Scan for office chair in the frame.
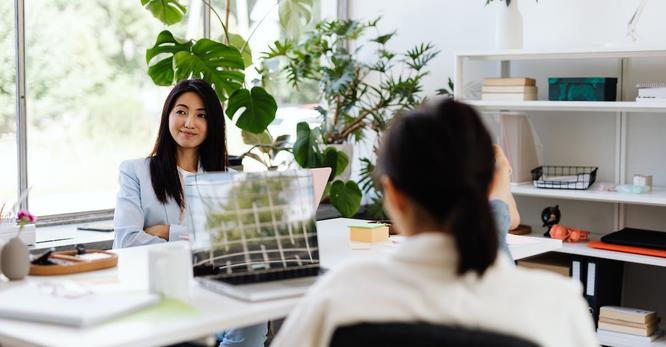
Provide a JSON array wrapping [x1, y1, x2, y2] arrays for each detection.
[[329, 322, 540, 347]]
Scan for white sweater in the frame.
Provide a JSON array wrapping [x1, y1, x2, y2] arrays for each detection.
[[271, 232, 599, 347]]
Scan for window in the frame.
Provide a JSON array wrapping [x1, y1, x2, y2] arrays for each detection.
[[24, 0, 200, 216], [8, 0, 341, 220], [0, 0, 17, 207]]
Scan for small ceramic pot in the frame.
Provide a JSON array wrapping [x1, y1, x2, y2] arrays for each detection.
[[1, 237, 30, 280]]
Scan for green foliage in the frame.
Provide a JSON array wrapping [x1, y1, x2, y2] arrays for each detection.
[[227, 33, 253, 69], [226, 86, 277, 134], [240, 131, 290, 169], [329, 180, 362, 218], [264, 18, 439, 144], [293, 122, 321, 168], [279, 0, 314, 39], [436, 77, 455, 97], [141, 0, 188, 25]]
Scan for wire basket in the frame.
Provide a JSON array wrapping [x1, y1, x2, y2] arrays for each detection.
[[531, 166, 598, 190]]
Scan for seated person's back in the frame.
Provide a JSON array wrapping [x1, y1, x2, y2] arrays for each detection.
[[271, 100, 598, 347]]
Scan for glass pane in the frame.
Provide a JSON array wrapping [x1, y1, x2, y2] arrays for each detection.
[[0, 0, 17, 210], [25, 0, 200, 216], [209, 0, 325, 163]]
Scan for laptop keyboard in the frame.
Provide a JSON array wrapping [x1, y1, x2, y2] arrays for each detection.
[[205, 266, 321, 285]]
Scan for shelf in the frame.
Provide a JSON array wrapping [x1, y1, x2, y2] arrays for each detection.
[[456, 47, 666, 61], [512, 183, 666, 207], [465, 100, 666, 113], [597, 332, 666, 347], [543, 240, 666, 268]]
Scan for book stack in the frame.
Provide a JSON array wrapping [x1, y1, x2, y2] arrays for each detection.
[[636, 82, 666, 102], [481, 78, 537, 101], [597, 306, 663, 344]]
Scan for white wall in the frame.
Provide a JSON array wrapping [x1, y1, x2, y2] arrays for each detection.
[[350, 0, 666, 326]]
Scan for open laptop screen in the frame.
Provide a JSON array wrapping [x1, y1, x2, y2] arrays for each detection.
[[185, 170, 319, 281]]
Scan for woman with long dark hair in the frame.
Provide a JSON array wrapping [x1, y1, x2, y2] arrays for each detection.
[[113, 79, 267, 346], [271, 100, 597, 347]]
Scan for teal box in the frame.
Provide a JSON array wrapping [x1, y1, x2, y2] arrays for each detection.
[[548, 77, 617, 101]]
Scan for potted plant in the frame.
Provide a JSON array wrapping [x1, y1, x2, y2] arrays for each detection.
[[138, 0, 317, 136], [264, 18, 439, 217]]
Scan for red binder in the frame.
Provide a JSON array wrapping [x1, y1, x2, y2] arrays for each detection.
[[588, 241, 666, 258]]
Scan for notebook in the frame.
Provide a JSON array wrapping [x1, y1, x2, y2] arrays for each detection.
[[601, 228, 666, 251], [0, 282, 159, 327]]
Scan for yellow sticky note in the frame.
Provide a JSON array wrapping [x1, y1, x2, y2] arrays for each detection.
[[349, 224, 389, 243]]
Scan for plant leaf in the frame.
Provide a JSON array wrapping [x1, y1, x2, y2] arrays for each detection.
[[334, 150, 348, 177], [141, 0, 188, 25], [321, 147, 339, 179], [279, 0, 314, 39], [242, 130, 273, 153], [145, 30, 192, 86], [372, 32, 396, 45], [227, 33, 253, 68], [173, 38, 245, 100], [226, 87, 277, 134], [293, 122, 321, 168], [329, 180, 362, 217]]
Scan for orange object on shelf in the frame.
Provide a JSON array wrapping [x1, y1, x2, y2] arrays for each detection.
[[587, 241, 666, 258]]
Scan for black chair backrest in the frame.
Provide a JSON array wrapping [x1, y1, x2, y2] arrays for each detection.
[[330, 322, 540, 347]]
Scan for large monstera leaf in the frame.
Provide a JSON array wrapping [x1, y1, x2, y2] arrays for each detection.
[[226, 87, 277, 134], [279, 0, 314, 38], [141, 0, 187, 25], [146, 31, 192, 86], [293, 122, 321, 168], [146, 31, 245, 100], [174, 39, 245, 100]]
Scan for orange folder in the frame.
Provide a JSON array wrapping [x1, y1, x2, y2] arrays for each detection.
[[588, 241, 666, 258]]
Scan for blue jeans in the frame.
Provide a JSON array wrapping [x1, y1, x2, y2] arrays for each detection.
[[218, 323, 268, 347]]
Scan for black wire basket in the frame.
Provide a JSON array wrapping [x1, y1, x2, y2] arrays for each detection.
[[531, 166, 598, 190]]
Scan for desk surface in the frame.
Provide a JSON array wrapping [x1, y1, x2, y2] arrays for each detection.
[[0, 218, 560, 347]]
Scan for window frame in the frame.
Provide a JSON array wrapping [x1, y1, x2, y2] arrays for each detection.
[[11, 0, 346, 225]]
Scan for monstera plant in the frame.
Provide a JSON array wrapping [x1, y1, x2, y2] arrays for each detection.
[[139, 0, 315, 135]]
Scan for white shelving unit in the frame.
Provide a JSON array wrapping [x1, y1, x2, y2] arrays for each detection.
[[511, 183, 666, 207], [457, 48, 666, 347], [455, 48, 666, 268], [597, 333, 666, 347]]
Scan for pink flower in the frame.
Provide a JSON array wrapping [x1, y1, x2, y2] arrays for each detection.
[[16, 209, 35, 232]]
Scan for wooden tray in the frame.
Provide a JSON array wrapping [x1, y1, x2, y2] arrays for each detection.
[[29, 250, 118, 276]]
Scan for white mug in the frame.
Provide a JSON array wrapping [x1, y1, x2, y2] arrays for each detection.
[[148, 242, 193, 300]]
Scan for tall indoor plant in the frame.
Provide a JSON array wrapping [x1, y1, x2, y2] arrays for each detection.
[[265, 18, 439, 217], [139, 0, 316, 135]]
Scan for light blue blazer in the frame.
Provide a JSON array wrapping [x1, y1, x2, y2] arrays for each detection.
[[113, 158, 196, 248]]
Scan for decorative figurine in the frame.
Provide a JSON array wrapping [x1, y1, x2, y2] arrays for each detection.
[[541, 205, 561, 237]]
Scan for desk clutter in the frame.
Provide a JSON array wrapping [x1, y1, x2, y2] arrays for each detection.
[[588, 227, 666, 258], [597, 306, 664, 343], [29, 245, 118, 276]]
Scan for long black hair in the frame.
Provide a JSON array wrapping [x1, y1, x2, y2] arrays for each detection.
[[377, 99, 498, 276], [149, 79, 227, 208]]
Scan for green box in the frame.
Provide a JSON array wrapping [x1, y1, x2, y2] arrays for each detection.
[[548, 77, 617, 101]]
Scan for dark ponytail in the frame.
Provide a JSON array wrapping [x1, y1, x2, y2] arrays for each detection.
[[377, 99, 498, 276]]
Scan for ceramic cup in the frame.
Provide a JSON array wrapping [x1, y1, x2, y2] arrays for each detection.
[[148, 242, 193, 300]]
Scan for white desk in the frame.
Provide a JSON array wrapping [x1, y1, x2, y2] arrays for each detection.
[[0, 218, 560, 347]]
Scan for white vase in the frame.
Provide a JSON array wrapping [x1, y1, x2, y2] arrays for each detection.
[[495, 0, 523, 50], [1, 237, 30, 280]]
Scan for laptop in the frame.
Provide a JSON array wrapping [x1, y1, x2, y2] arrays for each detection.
[[184, 168, 331, 301]]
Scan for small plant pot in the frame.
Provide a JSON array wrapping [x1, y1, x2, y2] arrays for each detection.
[[1, 237, 30, 280]]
